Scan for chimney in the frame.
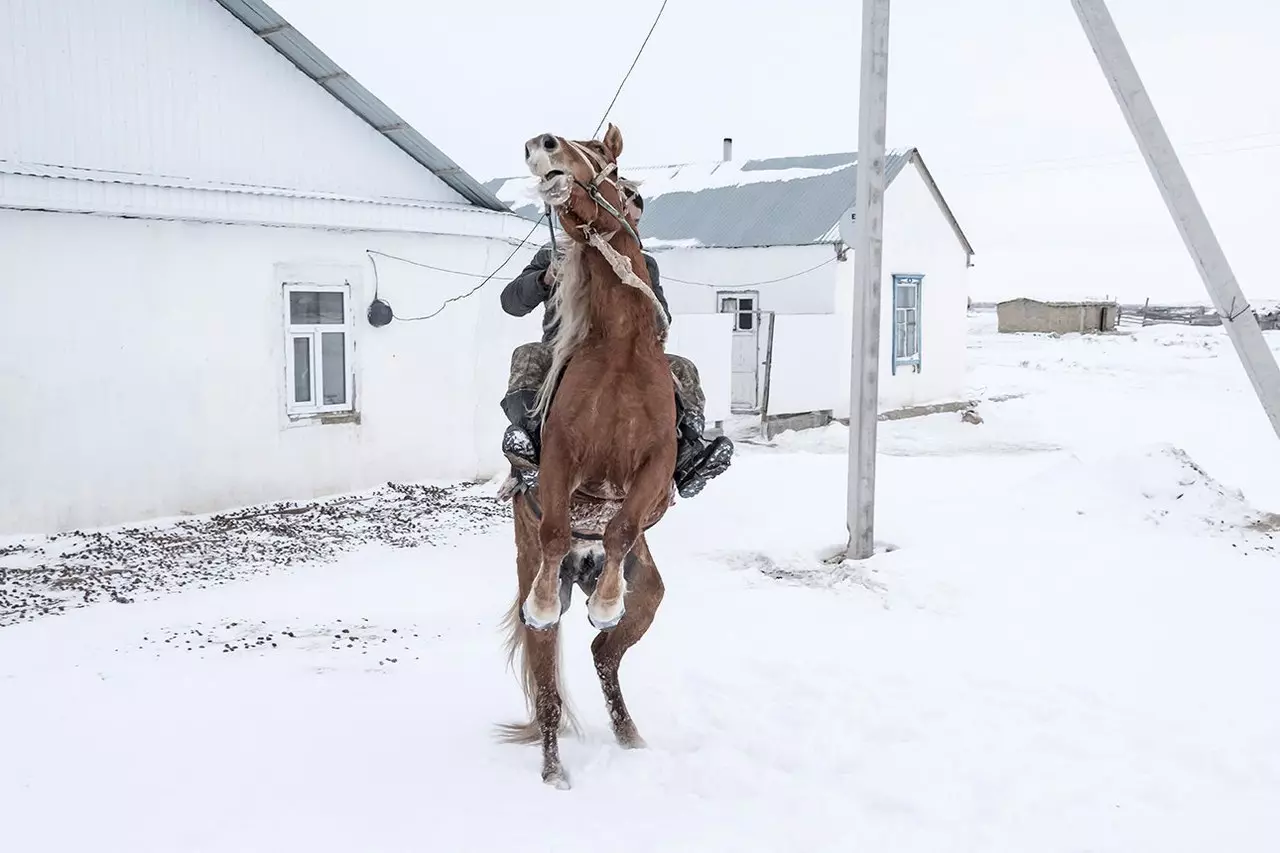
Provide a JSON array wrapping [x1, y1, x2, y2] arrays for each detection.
[[722, 137, 733, 161]]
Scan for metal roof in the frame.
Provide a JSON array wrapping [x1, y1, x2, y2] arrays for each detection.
[[212, 0, 509, 212], [486, 149, 973, 257]]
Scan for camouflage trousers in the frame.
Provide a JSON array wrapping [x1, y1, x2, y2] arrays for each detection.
[[505, 341, 708, 428]]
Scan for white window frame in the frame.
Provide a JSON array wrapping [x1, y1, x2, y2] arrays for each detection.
[[718, 290, 760, 333], [892, 273, 923, 374], [282, 281, 355, 417]]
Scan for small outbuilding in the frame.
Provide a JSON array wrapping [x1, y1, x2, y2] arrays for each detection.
[[997, 298, 1119, 334]]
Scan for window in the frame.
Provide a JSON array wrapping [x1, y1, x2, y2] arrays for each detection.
[[283, 282, 354, 416], [719, 293, 757, 332], [892, 274, 922, 373]]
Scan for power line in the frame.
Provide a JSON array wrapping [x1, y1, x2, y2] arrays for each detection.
[[593, 0, 671, 137], [368, 215, 544, 322], [664, 255, 840, 288], [958, 131, 1280, 178], [372, 0, 673, 322]]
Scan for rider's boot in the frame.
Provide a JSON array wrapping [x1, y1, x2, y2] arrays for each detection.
[[500, 388, 541, 473], [672, 401, 734, 499]]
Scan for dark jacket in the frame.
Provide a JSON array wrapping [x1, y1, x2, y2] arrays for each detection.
[[500, 243, 672, 343]]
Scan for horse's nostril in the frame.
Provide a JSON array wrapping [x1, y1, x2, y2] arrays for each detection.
[[542, 134, 558, 152]]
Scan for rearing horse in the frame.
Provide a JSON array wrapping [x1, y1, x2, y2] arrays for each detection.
[[497, 124, 676, 790]]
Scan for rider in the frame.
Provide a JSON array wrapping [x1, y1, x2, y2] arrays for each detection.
[[498, 184, 734, 499]]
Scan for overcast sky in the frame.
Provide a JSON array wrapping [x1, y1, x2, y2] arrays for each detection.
[[272, 0, 1280, 304]]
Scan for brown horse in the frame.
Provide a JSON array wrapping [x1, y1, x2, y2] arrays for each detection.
[[497, 124, 676, 790]]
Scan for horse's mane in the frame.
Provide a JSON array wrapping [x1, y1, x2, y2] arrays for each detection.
[[530, 233, 590, 421], [529, 177, 656, 422]]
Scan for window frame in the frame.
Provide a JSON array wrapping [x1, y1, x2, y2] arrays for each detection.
[[891, 273, 923, 374], [718, 291, 759, 333], [282, 281, 356, 418]]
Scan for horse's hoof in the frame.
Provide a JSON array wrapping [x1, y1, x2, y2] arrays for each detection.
[[543, 768, 571, 790], [521, 597, 561, 631], [587, 600, 625, 631], [617, 730, 647, 750]]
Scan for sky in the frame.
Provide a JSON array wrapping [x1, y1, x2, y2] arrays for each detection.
[[270, 0, 1280, 305]]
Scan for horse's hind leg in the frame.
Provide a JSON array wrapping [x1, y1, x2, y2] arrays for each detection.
[[591, 537, 664, 749], [499, 497, 575, 790], [526, 625, 570, 788]]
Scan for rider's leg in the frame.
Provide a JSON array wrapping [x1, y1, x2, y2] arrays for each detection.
[[501, 342, 553, 468], [666, 354, 734, 499]]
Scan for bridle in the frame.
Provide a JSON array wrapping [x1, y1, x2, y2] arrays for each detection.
[[543, 135, 669, 340], [559, 138, 642, 245]]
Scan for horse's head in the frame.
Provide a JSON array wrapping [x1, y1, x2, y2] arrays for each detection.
[[524, 124, 634, 242]]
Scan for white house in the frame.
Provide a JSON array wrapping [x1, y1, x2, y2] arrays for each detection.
[[0, 0, 547, 534], [489, 146, 975, 427]]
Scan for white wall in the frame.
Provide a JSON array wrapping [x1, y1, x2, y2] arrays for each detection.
[[764, 315, 840, 415], [0, 208, 535, 534], [833, 161, 971, 418], [652, 244, 840, 315], [0, 0, 457, 203], [665, 313, 734, 427]]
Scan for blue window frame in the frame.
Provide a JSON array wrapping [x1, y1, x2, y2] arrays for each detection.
[[891, 274, 923, 374]]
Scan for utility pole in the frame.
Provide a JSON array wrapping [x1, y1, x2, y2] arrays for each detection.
[[846, 0, 892, 561], [1071, 0, 1280, 438]]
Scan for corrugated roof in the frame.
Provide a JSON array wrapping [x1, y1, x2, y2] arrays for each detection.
[[212, 0, 508, 212], [485, 148, 977, 253]]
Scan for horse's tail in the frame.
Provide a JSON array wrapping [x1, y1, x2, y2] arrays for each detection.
[[495, 586, 580, 744]]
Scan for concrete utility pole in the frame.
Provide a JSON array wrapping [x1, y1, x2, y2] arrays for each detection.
[[1071, 0, 1280, 438], [846, 0, 892, 561]]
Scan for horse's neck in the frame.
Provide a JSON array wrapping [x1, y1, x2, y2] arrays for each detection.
[[582, 247, 659, 348]]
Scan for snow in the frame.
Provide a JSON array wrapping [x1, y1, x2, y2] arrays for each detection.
[[492, 148, 911, 210], [3, 311, 1280, 851]]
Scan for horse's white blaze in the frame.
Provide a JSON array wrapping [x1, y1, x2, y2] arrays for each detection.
[[525, 146, 555, 178]]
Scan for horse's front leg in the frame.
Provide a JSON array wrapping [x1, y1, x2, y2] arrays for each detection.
[[587, 451, 673, 630], [522, 442, 574, 631]]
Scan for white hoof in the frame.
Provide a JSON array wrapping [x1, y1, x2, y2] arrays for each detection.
[[522, 594, 561, 631], [586, 594, 625, 631]]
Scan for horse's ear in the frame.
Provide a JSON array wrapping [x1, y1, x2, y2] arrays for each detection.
[[603, 123, 624, 160]]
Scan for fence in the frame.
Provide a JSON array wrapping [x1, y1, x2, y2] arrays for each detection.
[[1117, 299, 1225, 328]]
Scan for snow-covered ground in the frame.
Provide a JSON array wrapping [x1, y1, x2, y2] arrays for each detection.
[[3, 312, 1279, 852]]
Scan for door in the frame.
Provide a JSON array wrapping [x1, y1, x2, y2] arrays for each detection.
[[718, 291, 760, 412]]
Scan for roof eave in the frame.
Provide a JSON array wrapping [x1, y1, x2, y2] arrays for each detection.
[[905, 149, 975, 264], [212, 0, 511, 213]]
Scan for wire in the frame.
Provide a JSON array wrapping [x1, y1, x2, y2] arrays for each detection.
[[368, 248, 520, 279], [369, 0, 672, 322], [663, 255, 841, 288], [593, 0, 671, 137], [368, 215, 545, 322], [958, 132, 1280, 178]]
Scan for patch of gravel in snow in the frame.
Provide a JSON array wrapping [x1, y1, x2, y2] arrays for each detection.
[[0, 482, 510, 628], [123, 617, 444, 672]]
